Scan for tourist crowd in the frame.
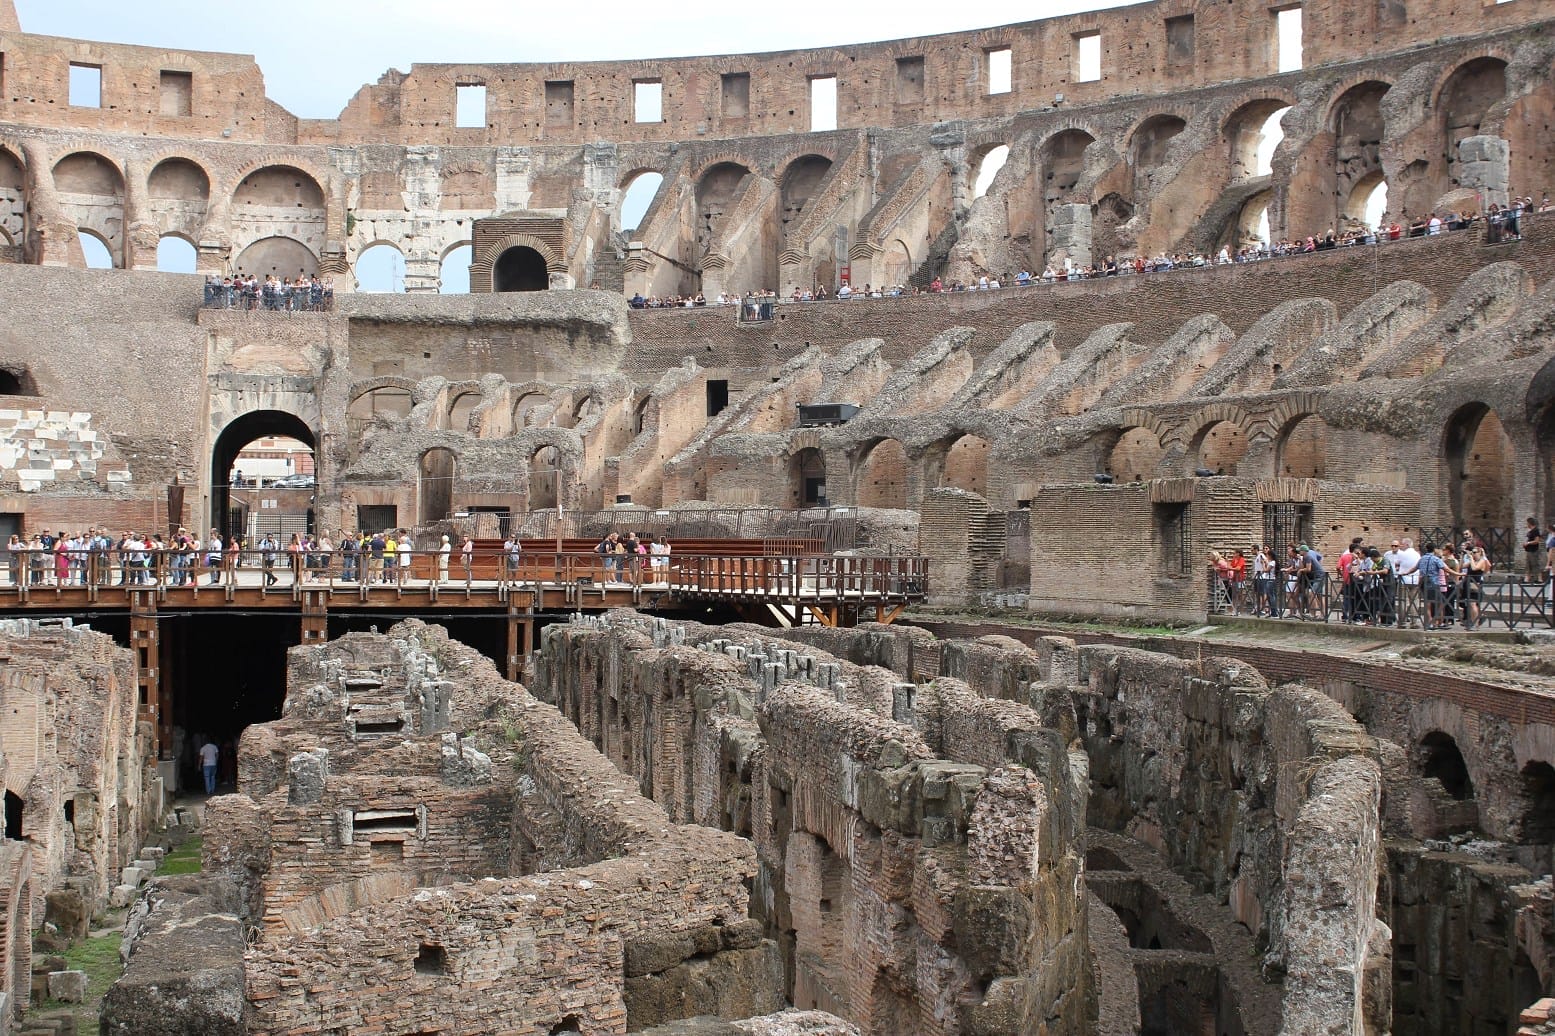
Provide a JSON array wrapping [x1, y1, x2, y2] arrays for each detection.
[[1208, 517, 1555, 630], [4, 526, 679, 588], [628, 196, 1544, 313], [202, 274, 335, 312]]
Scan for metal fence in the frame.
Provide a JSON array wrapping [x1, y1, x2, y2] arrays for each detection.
[[202, 281, 335, 313], [1209, 570, 1553, 630]]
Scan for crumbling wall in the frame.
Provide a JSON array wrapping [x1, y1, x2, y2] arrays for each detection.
[[533, 613, 1094, 1036]]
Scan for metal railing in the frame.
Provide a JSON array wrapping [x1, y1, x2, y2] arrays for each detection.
[[1209, 570, 1553, 630], [0, 548, 926, 603], [202, 281, 335, 313]]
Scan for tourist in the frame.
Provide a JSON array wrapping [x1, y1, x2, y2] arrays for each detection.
[[1460, 545, 1491, 630], [1252, 544, 1276, 617], [5, 534, 21, 586], [651, 535, 671, 581], [398, 531, 414, 584], [340, 531, 359, 582], [437, 534, 451, 584], [461, 535, 474, 581], [199, 738, 219, 795], [260, 534, 278, 586], [1524, 516, 1543, 581]]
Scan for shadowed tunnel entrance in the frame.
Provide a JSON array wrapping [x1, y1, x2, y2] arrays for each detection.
[[211, 411, 316, 539], [493, 246, 548, 292]]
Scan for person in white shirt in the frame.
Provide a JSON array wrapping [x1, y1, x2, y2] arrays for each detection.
[[199, 740, 220, 795]]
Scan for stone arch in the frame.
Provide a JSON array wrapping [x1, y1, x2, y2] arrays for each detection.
[[448, 390, 481, 433], [1228, 188, 1274, 250], [939, 433, 991, 495], [147, 156, 210, 203], [1517, 761, 1555, 843], [1039, 128, 1096, 203], [970, 142, 1010, 200], [1328, 80, 1390, 225], [1188, 419, 1250, 475], [439, 241, 472, 294], [76, 227, 116, 269], [0, 145, 23, 249], [211, 410, 316, 536], [355, 240, 406, 293], [855, 438, 909, 509], [1420, 730, 1475, 802], [883, 239, 912, 287], [1442, 402, 1514, 532], [791, 446, 828, 507], [232, 163, 326, 209], [1436, 57, 1509, 189], [52, 150, 124, 194], [418, 447, 458, 525], [512, 390, 551, 429], [619, 169, 664, 233], [1109, 426, 1166, 482], [53, 152, 125, 266], [1223, 99, 1292, 181], [779, 154, 833, 230], [1274, 413, 1329, 478], [695, 161, 753, 258], [347, 377, 418, 415], [528, 444, 562, 509], [234, 236, 319, 279], [1344, 169, 1389, 229], [156, 234, 198, 273], [472, 233, 561, 292], [1129, 114, 1187, 187]]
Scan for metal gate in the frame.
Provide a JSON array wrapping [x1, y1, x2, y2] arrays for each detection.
[[1263, 503, 1312, 568], [1001, 509, 1031, 589]]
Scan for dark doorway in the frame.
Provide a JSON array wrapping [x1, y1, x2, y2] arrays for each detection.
[[164, 613, 295, 791], [1422, 731, 1474, 800], [357, 505, 397, 535], [706, 380, 729, 417], [493, 246, 548, 292], [211, 411, 316, 539], [3, 790, 22, 840], [0, 513, 21, 545]]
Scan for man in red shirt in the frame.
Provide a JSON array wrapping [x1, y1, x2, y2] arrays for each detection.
[[1338, 537, 1361, 622]]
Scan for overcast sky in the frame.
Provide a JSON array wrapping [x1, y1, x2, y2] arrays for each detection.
[[19, 0, 1139, 120]]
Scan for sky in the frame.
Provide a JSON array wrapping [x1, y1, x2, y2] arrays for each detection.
[[19, 0, 1141, 120]]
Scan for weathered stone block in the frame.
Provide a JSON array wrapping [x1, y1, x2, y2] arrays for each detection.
[[47, 969, 88, 1002]]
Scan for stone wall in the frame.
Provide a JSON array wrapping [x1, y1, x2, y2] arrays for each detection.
[[160, 620, 786, 1036], [532, 614, 1093, 1036]]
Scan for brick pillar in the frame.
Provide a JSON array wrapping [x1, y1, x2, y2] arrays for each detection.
[[123, 156, 159, 271]]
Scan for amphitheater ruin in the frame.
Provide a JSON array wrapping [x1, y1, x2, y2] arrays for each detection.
[[1, 0, 1555, 1031]]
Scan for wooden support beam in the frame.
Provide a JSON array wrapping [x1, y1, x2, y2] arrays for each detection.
[[875, 604, 906, 625], [129, 591, 160, 757], [300, 589, 328, 644]]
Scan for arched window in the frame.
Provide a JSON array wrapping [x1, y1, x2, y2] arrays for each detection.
[[493, 246, 547, 292], [973, 145, 1009, 200], [356, 243, 406, 293], [157, 235, 197, 273], [620, 172, 664, 234], [440, 245, 472, 294], [79, 230, 114, 269]]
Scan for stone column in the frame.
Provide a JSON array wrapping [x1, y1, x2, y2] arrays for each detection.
[[1454, 135, 1510, 210], [20, 140, 70, 267], [122, 156, 159, 271], [1046, 202, 1093, 269], [319, 172, 351, 287]]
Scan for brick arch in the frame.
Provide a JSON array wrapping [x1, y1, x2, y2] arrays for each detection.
[[471, 234, 563, 293], [347, 376, 420, 411], [688, 152, 759, 185], [1323, 75, 1395, 126], [1180, 403, 1253, 447], [1428, 50, 1515, 111], [1117, 409, 1172, 444], [1118, 104, 1197, 148], [788, 429, 827, 453], [225, 154, 328, 201], [775, 147, 839, 184], [1254, 391, 1326, 441], [0, 133, 26, 170], [618, 165, 664, 190], [51, 149, 125, 186]]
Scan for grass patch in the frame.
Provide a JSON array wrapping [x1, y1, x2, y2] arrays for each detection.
[[159, 836, 202, 875], [37, 928, 123, 1036]]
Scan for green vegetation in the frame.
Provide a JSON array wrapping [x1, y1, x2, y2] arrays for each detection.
[[37, 928, 123, 1036], [159, 836, 203, 875]]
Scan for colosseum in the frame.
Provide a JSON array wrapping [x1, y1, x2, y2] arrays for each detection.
[[1, 0, 1555, 1032]]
